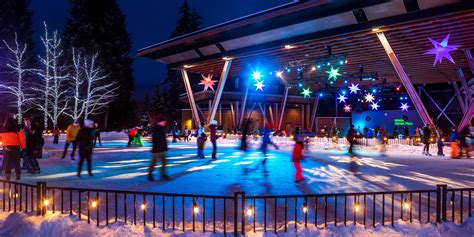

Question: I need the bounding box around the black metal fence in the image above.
[0,180,472,236]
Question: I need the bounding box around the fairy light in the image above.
[141,203,147,210]
[43,199,50,207]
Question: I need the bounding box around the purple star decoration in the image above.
[425,34,459,66]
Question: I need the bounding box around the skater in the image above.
[148,113,169,181]
[195,122,206,158]
[436,135,445,156]
[52,126,60,144]
[459,125,470,158]
[240,119,251,151]
[346,124,356,154]
[61,121,81,160]
[422,125,432,156]
[0,117,26,180]
[449,127,459,158]
[94,123,102,147]
[127,127,138,147]
[171,121,181,143]
[403,126,409,139]
[76,119,96,177]
[183,126,190,142]
[292,140,304,183]
[209,120,219,160]
[26,123,41,174]
[260,124,279,164]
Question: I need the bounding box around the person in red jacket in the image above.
[0,117,26,180]
[292,141,304,183]
[127,127,138,147]
[52,127,60,144]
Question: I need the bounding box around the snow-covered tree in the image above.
[64,48,84,121]
[82,53,118,120]
[35,22,53,128]
[0,33,33,123]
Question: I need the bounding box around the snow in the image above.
[0,211,473,236]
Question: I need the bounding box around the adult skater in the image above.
[148,113,169,181]
[196,122,206,158]
[171,121,181,143]
[61,121,81,160]
[240,119,251,151]
[94,123,102,147]
[76,119,96,177]
[0,117,26,180]
[52,127,60,144]
[209,120,219,160]
[261,124,279,164]
[183,126,190,142]
[346,124,356,154]
[26,123,42,174]
[459,125,470,158]
[422,125,432,156]
[449,127,459,158]
[292,140,304,183]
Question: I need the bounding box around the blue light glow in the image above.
[344,80,348,84]
[341,90,346,95]
[298,82,303,87]
[286,68,291,73]
[327,62,331,66]
[319,93,323,97]
[252,71,262,80]
[317,65,321,69]
[372,89,376,93]
[339,60,344,65]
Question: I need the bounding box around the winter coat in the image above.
[422,127,431,143]
[449,131,458,142]
[209,124,218,142]
[0,128,26,149]
[76,127,96,151]
[66,124,81,142]
[152,124,168,153]
[52,129,60,136]
[128,128,138,137]
[346,128,355,142]
[26,131,41,157]
[292,142,304,162]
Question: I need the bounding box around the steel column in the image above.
[246,102,257,123]
[453,82,466,114]
[268,104,275,127]
[421,87,456,127]
[305,104,310,130]
[230,102,236,129]
[309,96,319,131]
[181,69,200,128]
[301,105,304,129]
[208,59,232,124]
[458,99,474,131]
[278,85,290,130]
[464,49,474,74]
[258,103,267,126]
[238,80,250,129]
[275,103,279,127]
[457,68,472,107]
[376,32,433,125]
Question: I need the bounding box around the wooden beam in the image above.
[278,85,290,130]
[181,69,200,128]
[458,99,474,131]
[207,59,232,124]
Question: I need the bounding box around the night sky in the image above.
[30,0,291,100]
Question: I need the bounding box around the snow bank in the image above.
[1,212,474,236]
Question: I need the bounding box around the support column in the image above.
[421,87,456,127]
[457,68,472,108]
[181,69,200,128]
[275,103,279,127]
[301,105,304,130]
[278,85,290,130]
[238,80,250,129]
[230,102,236,130]
[268,104,275,127]
[453,82,466,114]
[305,104,310,131]
[219,103,222,124]
[258,103,267,126]
[376,32,433,125]
[309,96,319,131]
[458,99,474,131]
[208,59,232,124]
[464,49,474,74]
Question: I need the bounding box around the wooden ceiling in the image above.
[183,10,474,87]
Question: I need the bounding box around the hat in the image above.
[84,119,94,128]
[211,120,218,125]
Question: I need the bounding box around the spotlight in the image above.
[43,199,50,207]
[400,96,403,100]
[91,200,98,208]
[140,203,147,210]
[311,66,316,71]
[339,60,344,65]
[298,82,303,87]
[252,71,262,80]
[405,97,408,100]
[344,80,348,84]
[286,68,291,73]
[193,203,199,214]
[297,68,302,72]
[276,71,283,78]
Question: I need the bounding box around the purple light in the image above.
[425,34,459,66]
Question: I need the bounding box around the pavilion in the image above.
[137,0,474,135]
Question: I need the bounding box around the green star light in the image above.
[301,87,313,98]
[326,66,341,81]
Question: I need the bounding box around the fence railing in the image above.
[0,180,472,236]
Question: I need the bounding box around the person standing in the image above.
[449,127,459,158]
[422,125,432,156]
[26,123,41,174]
[459,125,470,158]
[240,119,251,151]
[209,120,219,160]
[148,113,169,181]
[346,124,356,154]
[171,121,181,143]
[76,120,96,177]
[94,123,102,147]
[61,121,81,160]
[52,127,60,144]
[195,122,206,159]
[183,126,190,142]
[292,141,304,183]
[0,117,26,180]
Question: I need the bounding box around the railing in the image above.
[0,180,472,236]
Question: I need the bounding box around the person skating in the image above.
[449,127,459,158]
[240,119,251,151]
[127,127,138,147]
[183,126,190,142]
[52,127,60,144]
[209,120,219,160]
[422,125,432,156]
[346,125,356,154]
[171,121,181,143]
[94,123,102,147]
[61,121,81,160]
[436,136,445,156]
[292,141,304,183]
[26,123,42,174]
[261,124,279,165]
[195,122,206,158]
[76,119,96,177]
[459,125,470,158]
[148,113,169,181]
[0,117,26,180]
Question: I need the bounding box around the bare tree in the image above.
[82,53,118,120]
[0,33,33,123]
[64,48,84,121]
[35,22,53,128]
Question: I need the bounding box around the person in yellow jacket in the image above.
[61,121,81,160]
[0,117,26,180]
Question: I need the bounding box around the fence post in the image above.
[436,184,448,222]
[436,185,441,222]
[41,182,47,216]
[234,192,238,237]
[441,185,448,221]
[241,192,245,236]
[36,182,42,216]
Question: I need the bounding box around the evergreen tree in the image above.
[163,0,202,119]
[63,0,134,130]
[0,0,36,116]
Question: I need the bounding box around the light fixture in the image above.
[183,64,191,69]
[193,203,200,214]
[222,56,232,61]
[311,66,316,71]
[252,71,262,80]
[247,205,254,217]
[91,200,98,208]
[403,198,410,210]
[43,199,50,207]
[354,201,360,212]
[141,203,147,210]
[302,203,308,214]
[372,27,380,32]
[284,44,293,49]
[276,71,283,78]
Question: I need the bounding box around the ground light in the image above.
[193,203,199,214]
[43,198,50,207]
[303,203,308,213]
[141,203,146,211]
[403,198,410,210]
[247,205,254,217]
[354,201,360,212]
[91,200,98,208]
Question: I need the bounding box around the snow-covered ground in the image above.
[17,132,474,195]
[1,211,474,236]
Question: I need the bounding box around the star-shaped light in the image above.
[425,34,459,66]
[343,104,352,113]
[348,83,360,94]
[326,66,341,81]
[254,80,265,91]
[370,102,380,110]
[364,93,375,103]
[400,103,410,111]
[199,74,217,91]
[301,87,312,98]
[337,94,347,103]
